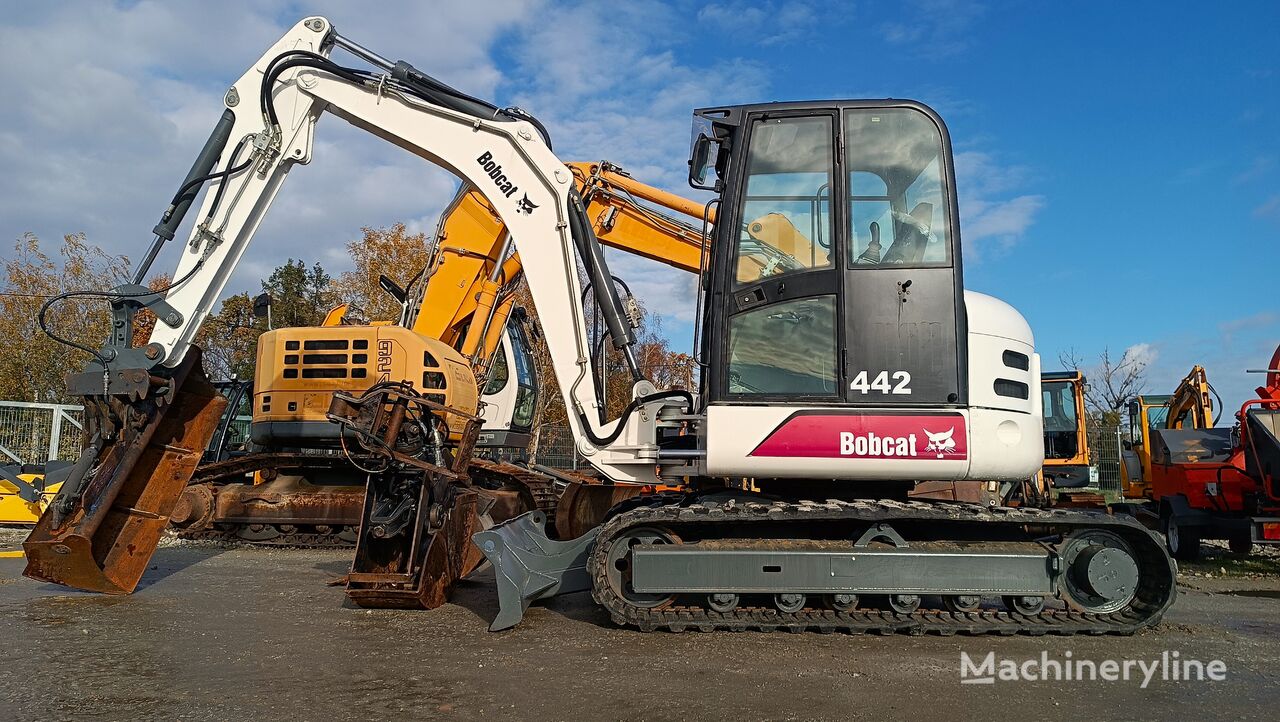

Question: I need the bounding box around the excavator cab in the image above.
[690,102,1038,483]
[1041,371,1090,489]
[1121,394,1170,499]
[477,314,538,453]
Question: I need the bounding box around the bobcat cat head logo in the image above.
[923,427,956,457]
[516,194,538,215]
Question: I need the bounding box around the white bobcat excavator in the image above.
[26,17,1175,633]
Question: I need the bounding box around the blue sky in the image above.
[1,1,1277,415]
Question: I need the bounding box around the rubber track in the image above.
[589,499,1177,636]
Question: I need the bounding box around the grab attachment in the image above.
[472,510,599,631]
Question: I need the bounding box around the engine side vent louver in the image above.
[302,368,348,379]
[1002,350,1029,371]
[302,353,347,364]
[994,379,1029,399]
[303,340,349,351]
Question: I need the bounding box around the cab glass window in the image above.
[727,296,837,395]
[484,348,509,395]
[845,108,951,267]
[735,116,834,285]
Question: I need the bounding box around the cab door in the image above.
[719,112,842,403]
[840,106,965,407]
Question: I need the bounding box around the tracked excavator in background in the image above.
[169,160,714,547]
[25,17,1176,633]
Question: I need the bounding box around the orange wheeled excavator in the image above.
[26,18,1176,633]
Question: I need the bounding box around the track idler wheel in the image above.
[827,594,858,612]
[1059,529,1140,613]
[603,526,679,609]
[774,593,806,613]
[888,594,921,614]
[707,593,740,613]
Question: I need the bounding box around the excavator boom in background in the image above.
[26,18,1176,634]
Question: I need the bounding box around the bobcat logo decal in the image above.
[516,193,538,215]
[923,427,956,457]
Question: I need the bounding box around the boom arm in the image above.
[408,161,713,364]
[1167,365,1217,429]
[145,18,678,481]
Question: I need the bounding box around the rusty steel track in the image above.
[175,452,567,546]
[589,498,1177,635]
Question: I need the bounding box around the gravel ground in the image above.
[2,529,1279,721]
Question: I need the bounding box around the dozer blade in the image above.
[23,352,226,593]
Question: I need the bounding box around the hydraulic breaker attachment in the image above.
[23,350,225,593]
[473,510,600,631]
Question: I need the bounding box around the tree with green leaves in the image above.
[261,259,335,329]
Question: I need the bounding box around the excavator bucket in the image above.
[23,351,226,594]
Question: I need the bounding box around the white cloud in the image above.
[697,1,825,46]
[952,150,1045,253]
[0,1,536,297]
[1253,194,1280,223]
[877,0,987,58]
[1121,342,1158,369]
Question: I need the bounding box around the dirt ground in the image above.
[2,531,1278,721]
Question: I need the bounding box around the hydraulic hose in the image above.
[576,389,694,448]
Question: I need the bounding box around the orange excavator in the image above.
[166,161,712,551]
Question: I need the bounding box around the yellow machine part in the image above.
[252,161,713,457]
[254,325,479,441]
[1043,371,1090,471]
[0,473,61,526]
[1121,366,1213,500]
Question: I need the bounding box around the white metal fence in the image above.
[0,401,84,466]
[0,400,253,466]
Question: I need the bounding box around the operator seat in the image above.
[882,202,934,264]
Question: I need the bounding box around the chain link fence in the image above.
[1088,424,1124,492]
[0,401,84,466]
[0,400,254,467]
[530,424,580,470]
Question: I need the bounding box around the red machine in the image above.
[1127,345,1280,559]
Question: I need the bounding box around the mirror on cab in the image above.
[379,274,407,304]
[688,114,723,191]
